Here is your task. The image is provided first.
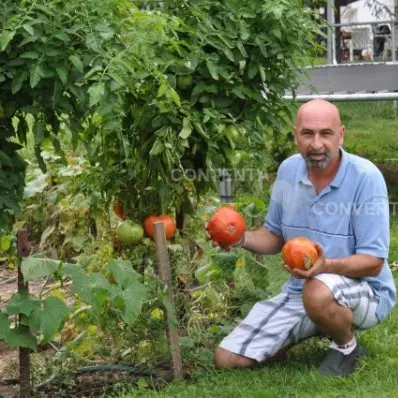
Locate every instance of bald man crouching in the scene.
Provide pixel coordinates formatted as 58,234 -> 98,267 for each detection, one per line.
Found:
214,99 -> 396,377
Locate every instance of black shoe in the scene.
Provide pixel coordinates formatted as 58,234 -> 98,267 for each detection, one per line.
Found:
318,344 -> 368,377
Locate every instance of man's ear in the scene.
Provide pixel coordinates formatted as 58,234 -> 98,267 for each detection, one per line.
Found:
293,126 -> 298,145
339,125 -> 345,145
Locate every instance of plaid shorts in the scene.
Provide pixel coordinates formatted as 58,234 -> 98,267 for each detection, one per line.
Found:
219,273 -> 380,362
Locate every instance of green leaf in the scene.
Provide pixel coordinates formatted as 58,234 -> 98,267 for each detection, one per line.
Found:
12,71 -> 28,94
69,55 -> 84,73
107,259 -> 141,289
223,48 -> 235,62
88,83 -> 105,107
30,296 -> 69,342
237,42 -> 248,58
22,24 -> 35,36
0,30 -> 16,51
21,257 -> 61,282
84,66 -> 103,80
55,66 -> 68,85
157,83 -> 167,98
0,151 -> 12,166
247,63 -> 258,79
179,117 -> 192,139
30,64 -> 44,88
5,326 -> 37,350
149,139 -> 164,156
20,51 -> 39,59
272,28 -> 282,40
0,235 -> 11,251
119,280 -> 147,324
108,72 -> 125,87
168,88 -> 181,107
206,60 -> 219,80
6,292 -> 40,316
259,66 -> 266,82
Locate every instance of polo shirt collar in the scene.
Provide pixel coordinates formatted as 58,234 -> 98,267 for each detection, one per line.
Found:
298,147 -> 348,188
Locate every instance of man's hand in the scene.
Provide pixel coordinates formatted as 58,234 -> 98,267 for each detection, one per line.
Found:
204,223 -> 240,251
283,243 -> 329,279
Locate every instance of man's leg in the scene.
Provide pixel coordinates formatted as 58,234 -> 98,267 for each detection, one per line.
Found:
214,346 -> 290,369
302,278 -> 353,345
302,275 -> 379,377
214,293 -> 319,370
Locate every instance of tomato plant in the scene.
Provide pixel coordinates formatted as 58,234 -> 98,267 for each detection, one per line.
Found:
0,0 -> 322,231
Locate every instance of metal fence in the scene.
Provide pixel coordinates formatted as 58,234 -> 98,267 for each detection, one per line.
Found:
325,19 -> 397,64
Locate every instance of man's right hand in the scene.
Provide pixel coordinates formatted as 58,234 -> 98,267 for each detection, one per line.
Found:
204,223 -> 243,251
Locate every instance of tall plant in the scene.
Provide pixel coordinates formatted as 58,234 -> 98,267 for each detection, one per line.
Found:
0,0 -> 321,230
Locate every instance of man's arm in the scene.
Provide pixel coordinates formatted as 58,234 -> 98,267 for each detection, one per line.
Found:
241,227 -> 284,255
324,254 -> 383,278
286,244 -> 384,279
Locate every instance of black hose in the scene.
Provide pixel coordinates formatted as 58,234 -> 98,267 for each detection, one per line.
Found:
35,364 -> 158,391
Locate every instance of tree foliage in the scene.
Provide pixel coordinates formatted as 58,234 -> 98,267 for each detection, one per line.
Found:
0,0 -> 321,230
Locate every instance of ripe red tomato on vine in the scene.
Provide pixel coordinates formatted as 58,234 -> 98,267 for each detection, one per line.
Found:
113,200 -> 125,219
144,215 -> 176,240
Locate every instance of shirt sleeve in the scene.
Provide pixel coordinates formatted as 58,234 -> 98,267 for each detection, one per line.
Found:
351,172 -> 389,259
264,168 -> 285,237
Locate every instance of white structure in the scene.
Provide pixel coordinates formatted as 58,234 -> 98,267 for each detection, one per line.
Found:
341,0 -> 395,24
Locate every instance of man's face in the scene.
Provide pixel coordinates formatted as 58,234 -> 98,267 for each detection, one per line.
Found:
294,106 -> 344,170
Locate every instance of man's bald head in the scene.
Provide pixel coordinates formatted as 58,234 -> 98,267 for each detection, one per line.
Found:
293,99 -> 345,171
295,99 -> 342,129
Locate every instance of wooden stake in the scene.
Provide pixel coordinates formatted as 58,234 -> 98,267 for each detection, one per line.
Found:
153,222 -> 183,379
17,229 -> 31,398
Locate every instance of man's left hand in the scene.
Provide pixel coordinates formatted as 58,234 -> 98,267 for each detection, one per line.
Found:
284,243 -> 329,279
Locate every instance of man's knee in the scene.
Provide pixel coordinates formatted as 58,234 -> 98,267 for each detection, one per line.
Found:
302,278 -> 335,321
214,347 -> 256,369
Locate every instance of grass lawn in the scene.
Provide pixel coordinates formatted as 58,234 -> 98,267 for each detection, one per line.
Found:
339,102 -> 398,165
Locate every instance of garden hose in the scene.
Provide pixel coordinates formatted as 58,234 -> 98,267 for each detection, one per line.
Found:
35,364 -> 158,391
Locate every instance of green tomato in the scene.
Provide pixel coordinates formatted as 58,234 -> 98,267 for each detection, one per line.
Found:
226,125 -> 246,149
116,220 -> 144,246
177,74 -> 193,90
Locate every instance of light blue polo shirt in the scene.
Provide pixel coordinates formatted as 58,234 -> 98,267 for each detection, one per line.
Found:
265,148 -> 396,321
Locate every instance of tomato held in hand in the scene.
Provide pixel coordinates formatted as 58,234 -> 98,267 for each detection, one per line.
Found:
144,215 -> 176,240
207,206 -> 246,248
282,237 -> 318,270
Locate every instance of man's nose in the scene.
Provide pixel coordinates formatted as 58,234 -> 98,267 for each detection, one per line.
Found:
310,135 -> 323,151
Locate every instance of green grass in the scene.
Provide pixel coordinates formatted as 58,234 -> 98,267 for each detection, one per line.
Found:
339,102 -> 398,165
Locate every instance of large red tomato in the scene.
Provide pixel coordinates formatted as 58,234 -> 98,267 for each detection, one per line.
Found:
282,237 -> 319,270
207,206 -> 246,247
144,215 -> 176,240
